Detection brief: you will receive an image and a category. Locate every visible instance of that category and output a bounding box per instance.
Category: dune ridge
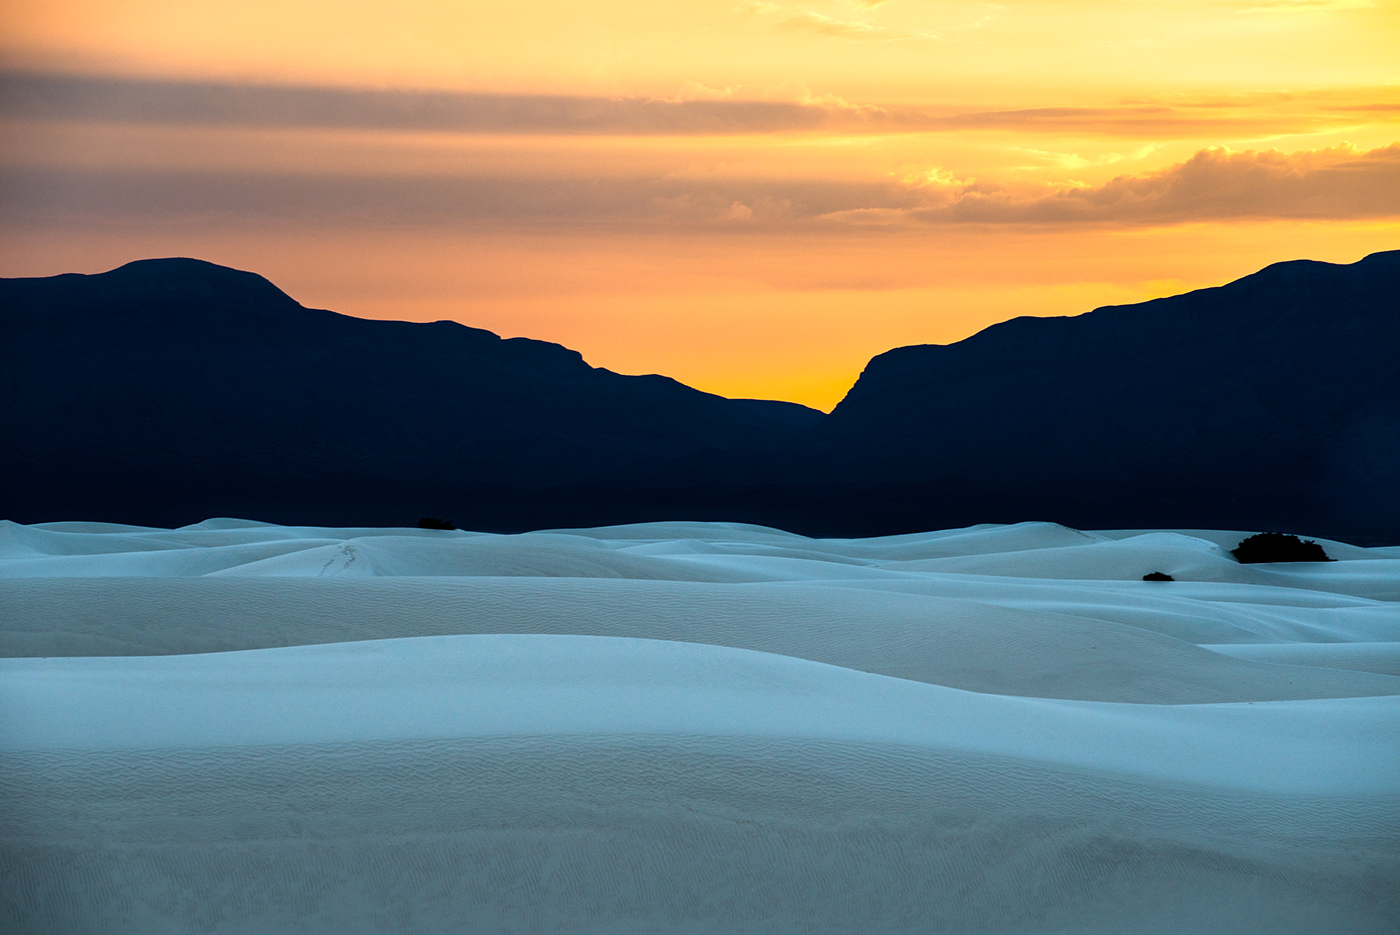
[2,519,1397,933]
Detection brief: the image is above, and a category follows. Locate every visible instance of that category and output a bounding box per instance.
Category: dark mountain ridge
[2,252,1396,540]
[811,251,1400,538]
[0,258,818,527]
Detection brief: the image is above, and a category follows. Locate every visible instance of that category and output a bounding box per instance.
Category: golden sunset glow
[2,0,1398,407]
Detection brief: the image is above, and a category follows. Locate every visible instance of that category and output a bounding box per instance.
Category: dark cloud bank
[1,71,1376,137]
[3,72,1397,229]
[4,145,1396,231]
[0,70,864,135]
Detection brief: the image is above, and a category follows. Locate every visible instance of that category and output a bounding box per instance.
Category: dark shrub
[417,516,455,530]
[1231,532,1333,564]
[1143,571,1174,581]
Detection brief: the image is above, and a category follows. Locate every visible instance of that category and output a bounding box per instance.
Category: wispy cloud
[775,10,934,39]
[9,72,1391,139]
[733,1,782,14]
[0,71,836,136]
[1236,0,1374,12]
[778,10,879,37]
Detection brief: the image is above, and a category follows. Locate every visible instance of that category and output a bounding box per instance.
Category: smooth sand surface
[2,519,1397,933]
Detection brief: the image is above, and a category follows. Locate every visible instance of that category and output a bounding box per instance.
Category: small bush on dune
[418,516,455,530]
[1143,571,1174,581]
[1231,532,1333,564]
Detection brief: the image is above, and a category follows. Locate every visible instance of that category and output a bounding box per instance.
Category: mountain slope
[812,250,1400,538]
[0,258,819,527]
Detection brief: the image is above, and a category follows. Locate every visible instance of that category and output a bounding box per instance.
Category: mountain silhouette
[2,252,1396,540]
[0,258,820,528]
[813,250,1399,540]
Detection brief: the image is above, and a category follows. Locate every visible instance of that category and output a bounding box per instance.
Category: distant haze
[1,1,1398,408]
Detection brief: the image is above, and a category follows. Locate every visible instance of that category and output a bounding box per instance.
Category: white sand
[2,519,1397,933]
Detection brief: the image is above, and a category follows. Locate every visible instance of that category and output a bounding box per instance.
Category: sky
[1,0,1398,409]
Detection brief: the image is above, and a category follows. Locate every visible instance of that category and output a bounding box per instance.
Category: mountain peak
[97,257,305,309]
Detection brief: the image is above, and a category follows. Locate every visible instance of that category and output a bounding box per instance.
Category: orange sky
[2,0,1398,408]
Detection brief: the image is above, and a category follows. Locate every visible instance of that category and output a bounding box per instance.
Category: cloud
[4,137,1395,234]
[933,105,1318,136]
[725,201,755,220]
[813,207,909,225]
[895,144,1400,224]
[668,81,739,102]
[776,10,934,39]
[4,72,1393,140]
[777,11,881,37]
[0,165,917,231]
[902,166,976,187]
[0,70,911,136]
[0,71,835,136]
[1236,0,1374,12]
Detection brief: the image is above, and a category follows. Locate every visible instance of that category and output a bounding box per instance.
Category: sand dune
[2,519,1397,933]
